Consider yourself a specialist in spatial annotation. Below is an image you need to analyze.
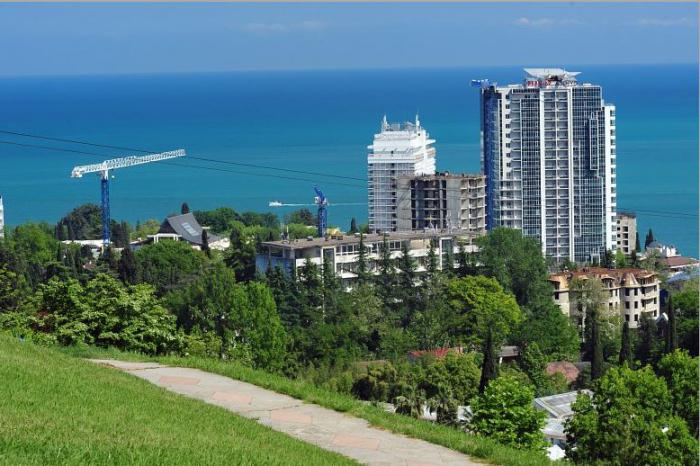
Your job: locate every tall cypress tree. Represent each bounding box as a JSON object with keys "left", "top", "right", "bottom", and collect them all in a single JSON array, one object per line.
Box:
[
  {"left": 636, "top": 313, "right": 658, "bottom": 366},
  {"left": 118, "top": 247, "right": 139, "bottom": 284},
  {"left": 590, "top": 307, "right": 603, "bottom": 380},
  {"left": 635, "top": 231, "right": 641, "bottom": 252},
  {"left": 375, "top": 235, "right": 396, "bottom": 310},
  {"left": 356, "top": 233, "right": 369, "bottom": 284},
  {"left": 665, "top": 296, "right": 677, "bottom": 354},
  {"left": 397, "top": 241, "right": 417, "bottom": 326},
  {"left": 425, "top": 240, "right": 439, "bottom": 280},
  {"left": 181, "top": 202, "right": 190, "bottom": 214},
  {"left": 349, "top": 217, "right": 358, "bottom": 234},
  {"left": 201, "top": 229, "right": 211, "bottom": 258},
  {"left": 644, "top": 229, "right": 655, "bottom": 249},
  {"left": 619, "top": 321, "right": 633, "bottom": 367},
  {"left": 479, "top": 327, "right": 498, "bottom": 394}
]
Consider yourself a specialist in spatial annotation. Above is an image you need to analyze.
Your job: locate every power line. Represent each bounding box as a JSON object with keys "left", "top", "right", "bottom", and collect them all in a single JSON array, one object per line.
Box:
[
  {"left": 0, "top": 139, "right": 366, "bottom": 189},
  {"left": 0, "top": 129, "right": 367, "bottom": 182}
]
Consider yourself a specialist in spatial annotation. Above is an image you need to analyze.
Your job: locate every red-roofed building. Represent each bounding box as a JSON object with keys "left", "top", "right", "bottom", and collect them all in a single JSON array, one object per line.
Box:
[{"left": 546, "top": 361, "right": 580, "bottom": 384}]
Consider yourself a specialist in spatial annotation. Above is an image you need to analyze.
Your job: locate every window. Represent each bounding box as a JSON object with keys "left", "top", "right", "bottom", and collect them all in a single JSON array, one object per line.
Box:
[
  {"left": 635, "top": 289, "right": 638, "bottom": 296},
  {"left": 625, "top": 302, "right": 630, "bottom": 309},
  {"left": 554, "top": 292, "right": 559, "bottom": 300},
  {"left": 625, "top": 289, "right": 630, "bottom": 297},
  {"left": 634, "top": 302, "right": 638, "bottom": 309},
  {"left": 625, "top": 315, "right": 630, "bottom": 322},
  {"left": 634, "top": 314, "right": 639, "bottom": 322}
]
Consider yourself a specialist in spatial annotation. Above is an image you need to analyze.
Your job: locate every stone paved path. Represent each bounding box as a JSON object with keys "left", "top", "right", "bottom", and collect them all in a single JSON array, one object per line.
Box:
[{"left": 90, "top": 359, "right": 482, "bottom": 466}]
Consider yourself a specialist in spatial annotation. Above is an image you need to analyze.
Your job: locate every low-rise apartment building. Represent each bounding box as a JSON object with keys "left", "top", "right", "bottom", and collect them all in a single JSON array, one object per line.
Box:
[
  {"left": 549, "top": 267, "right": 660, "bottom": 329},
  {"left": 256, "top": 229, "right": 480, "bottom": 287},
  {"left": 396, "top": 172, "right": 486, "bottom": 235}
]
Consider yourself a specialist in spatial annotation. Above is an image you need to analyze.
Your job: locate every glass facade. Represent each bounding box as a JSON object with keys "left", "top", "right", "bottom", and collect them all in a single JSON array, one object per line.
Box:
[{"left": 481, "top": 70, "right": 616, "bottom": 262}]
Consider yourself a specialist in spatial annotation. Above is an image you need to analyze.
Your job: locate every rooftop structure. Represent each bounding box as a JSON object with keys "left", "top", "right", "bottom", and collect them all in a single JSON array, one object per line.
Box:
[
  {"left": 368, "top": 115, "right": 436, "bottom": 233},
  {"left": 549, "top": 267, "right": 660, "bottom": 329},
  {"left": 534, "top": 390, "right": 591, "bottom": 419},
  {"left": 480, "top": 68, "right": 617, "bottom": 263},
  {"left": 151, "top": 213, "right": 229, "bottom": 251}
]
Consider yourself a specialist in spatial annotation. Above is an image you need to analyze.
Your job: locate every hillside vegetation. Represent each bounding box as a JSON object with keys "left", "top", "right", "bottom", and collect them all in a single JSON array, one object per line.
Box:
[{"left": 0, "top": 336, "right": 355, "bottom": 466}]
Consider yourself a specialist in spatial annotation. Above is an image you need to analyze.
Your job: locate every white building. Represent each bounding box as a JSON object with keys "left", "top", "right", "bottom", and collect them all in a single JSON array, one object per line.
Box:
[
  {"left": 255, "top": 229, "right": 479, "bottom": 288},
  {"left": 368, "top": 115, "right": 436, "bottom": 233},
  {"left": 480, "top": 68, "right": 617, "bottom": 263}
]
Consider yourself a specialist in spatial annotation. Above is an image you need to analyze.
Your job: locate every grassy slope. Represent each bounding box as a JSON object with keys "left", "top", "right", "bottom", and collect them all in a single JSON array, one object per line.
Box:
[
  {"left": 61, "top": 345, "right": 556, "bottom": 466},
  {"left": 0, "top": 337, "right": 356, "bottom": 466}
]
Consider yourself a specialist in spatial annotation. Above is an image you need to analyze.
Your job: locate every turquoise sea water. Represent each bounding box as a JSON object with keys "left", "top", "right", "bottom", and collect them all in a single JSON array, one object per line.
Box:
[{"left": 0, "top": 65, "right": 697, "bottom": 256}]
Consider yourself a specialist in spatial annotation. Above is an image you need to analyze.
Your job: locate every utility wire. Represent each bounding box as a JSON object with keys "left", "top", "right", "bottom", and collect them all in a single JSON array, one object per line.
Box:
[
  {"left": 0, "top": 140, "right": 366, "bottom": 189},
  {"left": 0, "top": 129, "right": 366, "bottom": 182}
]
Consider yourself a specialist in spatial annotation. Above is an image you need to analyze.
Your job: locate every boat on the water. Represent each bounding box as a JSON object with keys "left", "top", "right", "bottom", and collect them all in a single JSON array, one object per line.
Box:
[{"left": 268, "top": 201, "right": 283, "bottom": 207}]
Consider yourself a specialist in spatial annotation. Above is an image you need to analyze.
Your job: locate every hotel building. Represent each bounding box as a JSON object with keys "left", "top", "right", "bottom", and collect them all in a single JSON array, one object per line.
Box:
[{"left": 480, "top": 68, "right": 617, "bottom": 263}]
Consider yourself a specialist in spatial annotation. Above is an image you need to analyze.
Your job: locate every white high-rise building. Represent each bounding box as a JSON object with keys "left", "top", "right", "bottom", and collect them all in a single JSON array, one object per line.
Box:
[
  {"left": 480, "top": 68, "right": 617, "bottom": 263},
  {"left": 368, "top": 115, "right": 436, "bottom": 232}
]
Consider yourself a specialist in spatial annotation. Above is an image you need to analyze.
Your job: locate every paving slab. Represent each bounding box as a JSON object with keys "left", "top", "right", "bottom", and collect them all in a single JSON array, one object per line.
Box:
[{"left": 89, "top": 359, "right": 483, "bottom": 466}]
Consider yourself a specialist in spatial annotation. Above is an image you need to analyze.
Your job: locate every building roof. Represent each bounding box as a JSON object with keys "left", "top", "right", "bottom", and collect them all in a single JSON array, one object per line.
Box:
[
  {"left": 549, "top": 267, "right": 657, "bottom": 291},
  {"left": 546, "top": 361, "right": 580, "bottom": 384},
  {"left": 499, "top": 345, "right": 520, "bottom": 359},
  {"left": 408, "top": 347, "right": 463, "bottom": 361},
  {"left": 662, "top": 256, "right": 699, "bottom": 268},
  {"left": 398, "top": 171, "right": 485, "bottom": 181},
  {"left": 158, "top": 213, "right": 219, "bottom": 246},
  {"left": 524, "top": 68, "right": 580, "bottom": 81},
  {"left": 534, "top": 390, "right": 592, "bottom": 419},
  {"left": 261, "top": 229, "right": 478, "bottom": 250}
]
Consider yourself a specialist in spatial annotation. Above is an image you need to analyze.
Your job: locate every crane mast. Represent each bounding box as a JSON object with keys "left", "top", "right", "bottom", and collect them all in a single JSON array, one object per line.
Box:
[
  {"left": 71, "top": 149, "right": 185, "bottom": 247},
  {"left": 314, "top": 186, "right": 328, "bottom": 237}
]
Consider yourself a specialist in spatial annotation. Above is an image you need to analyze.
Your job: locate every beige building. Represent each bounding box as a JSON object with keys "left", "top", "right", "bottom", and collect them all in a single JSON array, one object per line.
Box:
[
  {"left": 396, "top": 173, "right": 486, "bottom": 235},
  {"left": 616, "top": 212, "right": 637, "bottom": 254},
  {"left": 549, "top": 267, "right": 660, "bottom": 329},
  {"left": 256, "top": 229, "right": 480, "bottom": 288}
]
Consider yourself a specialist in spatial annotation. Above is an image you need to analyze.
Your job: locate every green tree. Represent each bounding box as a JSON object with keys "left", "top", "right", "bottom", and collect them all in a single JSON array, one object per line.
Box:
[
  {"left": 455, "top": 242, "right": 477, "bottom": 277},
  {"left": 117, "top": 247, "right": 139, "bottom": 285},
  {"left": 673, "top": 281, "right": 699, "bottom": 356},
  {"left": 519, "top": 342, "right": 550, "bottom": 396},
  {"left": 54, "top": 204, "right": 102, "bottom": 240},
  {"left": 635, "top": 231, "right": 641, "bottom": 252},
  {"left": 135, "top": 240, "right": 208, "bottom": 294},
  {"left": 356, "top": 233, "right": 370, "bottom": 285},
  {"left": 657, "top": 350, "right": 699, "bottom": 436},
  {"left": 201, "top": 229, "right": 211, "bottom": 258},
  {"left": 644, "top": 228, "right": 655, "bottom": 249},
  {"left": 446, "top": 275, "right": 522, "bottom": 347},
  {"left": 396, "top": 241, "right": 417, "bottom": 326},
  {"left": 511, "top": 299, "right": 580, "bottom": 361},
  {"left": 590, "top": 306, "right": 604, "bottom": 380},
  {"left": 565, "top": 365, "right": 698, "bottom": 465},
  {"left": 478, "top": 327, "right": 498, "bottom": 393},
  {"left": 374, "top": 235, "right": 397, "bottom": 312},
  {"left": 614, "top": 249, "right": 627, "bottom": 268},
  {"left": 0, "top": 267, "right": 26, "bottom": 312},
  {"left": 181, "top": 202, "right": 190, "bottom": 214},
  {"left": 636, "top": 313, "right": 662, "bottom": 367},
  {"left": 475, "top": 228, "right": 551, "bottom": 306},
  {"left": 349, "top": 217, "right": 358, "bottom": 234},
  {"left": 285, "top": 208, "right": 315, "bottom": 226},
  {"left": 469, "top": 375, "right": 547, "bottom": 451},
  {"left": 619, "top": 321, "right": 634, "bottom": 367},
  {"left": 665, "top": 297, "right": 677, "bottom": 354},
  {"left": 225, "top": 223, "right": 256, "bottom": 282}
]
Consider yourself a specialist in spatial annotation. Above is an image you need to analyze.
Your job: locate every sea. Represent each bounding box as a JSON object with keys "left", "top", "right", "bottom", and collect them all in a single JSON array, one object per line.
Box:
[{"left": 0, "top": 64, "right": 697, "bottom": 257}]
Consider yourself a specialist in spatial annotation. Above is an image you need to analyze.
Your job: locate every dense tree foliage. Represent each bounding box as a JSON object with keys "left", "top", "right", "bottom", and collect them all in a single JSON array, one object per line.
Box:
[
  {"left": 135, "top": 241, "right": 208, "bottom": 295},
  {"left": 565, "top": 365, "right": 698, "bottom": 465},
  {"left": 469, "top": 376, "right": 547, "bottom": 451}
]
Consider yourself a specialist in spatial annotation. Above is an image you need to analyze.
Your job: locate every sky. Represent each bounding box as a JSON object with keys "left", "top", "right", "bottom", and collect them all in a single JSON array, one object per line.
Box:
[{"left": 0, "top": 3, "right": 697, "bottom": 75}]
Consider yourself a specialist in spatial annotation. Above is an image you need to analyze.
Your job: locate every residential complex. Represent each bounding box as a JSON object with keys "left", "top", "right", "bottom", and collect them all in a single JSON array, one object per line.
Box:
[
  {"left": 368, "top": 116, "right": 436, "bottom": 233},
  {"left": 256, "top": 229, "right": 479, "bottom": 287},
  {"left": 480, "top": 68, "right": 617, "bottom": 263},
  {"left": 616, "top": 212, "right": 637, "bottom": 254},
  {"left": 396, "top": 172, "right": 486, "bottom": 235},
  {"left": 549, "top": 267, "right": 660, "bottom": 329}
]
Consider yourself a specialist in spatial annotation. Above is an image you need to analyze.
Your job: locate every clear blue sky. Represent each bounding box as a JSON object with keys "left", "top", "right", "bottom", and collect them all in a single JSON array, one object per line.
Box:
[{"left": 0, "top": 3, "right": 697, "bottom": 75}]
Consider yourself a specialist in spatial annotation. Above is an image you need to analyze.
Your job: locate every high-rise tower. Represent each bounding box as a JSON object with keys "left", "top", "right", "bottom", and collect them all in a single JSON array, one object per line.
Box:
[
  {"left": 480, "top": 68, "right": 617, "bottom": 263},
  {"left": 367, "top": 115, "right": 436, "bottom": 232}
]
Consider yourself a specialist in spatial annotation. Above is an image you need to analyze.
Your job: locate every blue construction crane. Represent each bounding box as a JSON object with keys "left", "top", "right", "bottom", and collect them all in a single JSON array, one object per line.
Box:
[
  {"left": 314, "top": 186, "right": 328, "bottom": 237},
  {"left": 71, "top": 149, "right": 186, "bottom": 247}
]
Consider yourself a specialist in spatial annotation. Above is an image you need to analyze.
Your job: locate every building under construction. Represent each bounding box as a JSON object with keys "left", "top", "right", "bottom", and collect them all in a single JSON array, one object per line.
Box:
[{"left": 396, "top": 172, "right": 486, "bottom": 235}]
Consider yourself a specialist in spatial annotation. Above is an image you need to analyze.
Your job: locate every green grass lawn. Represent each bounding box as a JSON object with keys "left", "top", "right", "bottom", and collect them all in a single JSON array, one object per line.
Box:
[
  {"left": 60, "top": 344, "right": 557, "bottom": 466},
  {"left": 0, "top": 336, "right": 356, "bottom": 466}
]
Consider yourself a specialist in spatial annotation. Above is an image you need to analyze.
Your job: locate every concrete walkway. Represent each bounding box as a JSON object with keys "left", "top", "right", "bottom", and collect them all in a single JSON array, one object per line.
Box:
[{"left": 90, "top": 359, "right": 482, "bottom": 466}]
